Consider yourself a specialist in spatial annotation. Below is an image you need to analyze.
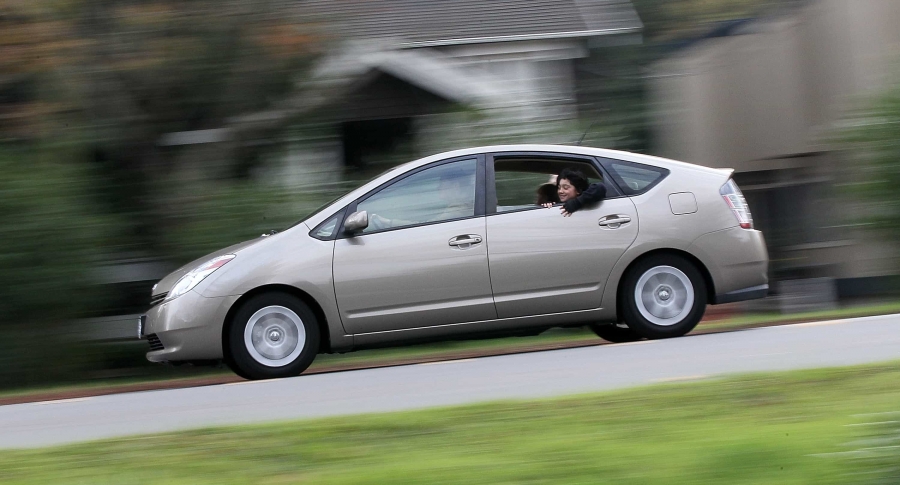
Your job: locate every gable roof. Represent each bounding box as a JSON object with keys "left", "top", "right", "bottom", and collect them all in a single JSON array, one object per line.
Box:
[
  {"left": 307, "top": 44, "right": 517, "bottom": 110},
  {"left": 297, "top": 0, "right": 643, "bottom": 47}
]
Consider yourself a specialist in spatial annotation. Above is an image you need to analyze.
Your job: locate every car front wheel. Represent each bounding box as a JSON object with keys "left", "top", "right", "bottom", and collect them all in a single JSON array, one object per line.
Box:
[
  {"left": 620, "top": 255, "right": 706, "bottom": 339},
  {"left": 227, "top": 292, "right": 320, "bottom": 380}
]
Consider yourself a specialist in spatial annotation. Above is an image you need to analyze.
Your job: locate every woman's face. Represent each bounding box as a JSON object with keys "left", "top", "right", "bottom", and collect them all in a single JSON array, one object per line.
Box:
[{"left": 557, "top": 178, "right": 579, "bottom": 202}]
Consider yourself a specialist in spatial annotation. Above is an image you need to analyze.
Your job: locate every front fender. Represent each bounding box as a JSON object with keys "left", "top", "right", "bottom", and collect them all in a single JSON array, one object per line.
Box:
[{"left": 196, "top": 226, "right": 351, "bottom": 352}]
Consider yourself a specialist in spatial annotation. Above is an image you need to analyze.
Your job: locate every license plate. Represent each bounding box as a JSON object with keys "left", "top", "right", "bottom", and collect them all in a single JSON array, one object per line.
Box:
[{"left": 138, "top": 315, "right": 147, "bottom": 339}]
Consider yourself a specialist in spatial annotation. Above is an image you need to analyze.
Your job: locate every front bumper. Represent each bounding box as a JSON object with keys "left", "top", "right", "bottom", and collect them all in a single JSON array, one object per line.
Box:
[{"left": 140, "top": 290, "right": 240, "bottom": 363}]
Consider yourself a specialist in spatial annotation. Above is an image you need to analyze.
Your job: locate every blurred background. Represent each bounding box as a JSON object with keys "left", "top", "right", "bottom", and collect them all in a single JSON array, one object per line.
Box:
[{"left": 1, "top": 0, "right": 899, "bottom": 389}]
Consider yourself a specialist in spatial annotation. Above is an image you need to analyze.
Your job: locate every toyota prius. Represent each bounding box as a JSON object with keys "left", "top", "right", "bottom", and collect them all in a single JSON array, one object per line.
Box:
[{"left": 140, "top": 145, "right": 768, "bottom": 379}]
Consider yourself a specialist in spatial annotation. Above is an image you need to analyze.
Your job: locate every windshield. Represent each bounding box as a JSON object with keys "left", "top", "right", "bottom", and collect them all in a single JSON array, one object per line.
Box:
[{"left": 285, "top": 165, "right": 408, "bottom": 230}]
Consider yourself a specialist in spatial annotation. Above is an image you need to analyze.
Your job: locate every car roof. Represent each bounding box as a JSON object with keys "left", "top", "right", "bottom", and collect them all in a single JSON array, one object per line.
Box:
[{"left": 406, "top": 145, "right": 731, "bottom": 176}]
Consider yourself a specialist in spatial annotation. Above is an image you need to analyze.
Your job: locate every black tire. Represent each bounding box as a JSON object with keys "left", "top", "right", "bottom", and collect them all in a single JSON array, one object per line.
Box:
[
  {"left": 620, "top": 254, "right": 707, "bottom": 339},
  {"left": 222, "top": 347, "right": 252, "bottom": 380},
  {"left": 589, "top": 323, "right": 643, "bottom": 343},
  {"left": 226, "top": 292, "right": 320, "bottom": 380}
]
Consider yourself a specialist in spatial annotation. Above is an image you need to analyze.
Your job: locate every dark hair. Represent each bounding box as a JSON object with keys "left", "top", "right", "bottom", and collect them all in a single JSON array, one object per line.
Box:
[
  {"left": 535, "top": 183, "right": 560, "bottom": 204},
  {"left": 557, "top": 168, "right": 589, "bottom": 194}
]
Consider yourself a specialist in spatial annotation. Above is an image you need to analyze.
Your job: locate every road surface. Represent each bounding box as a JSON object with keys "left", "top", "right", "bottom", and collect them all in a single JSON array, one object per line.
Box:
[{"left": 2, "top": 313, "right": 899, "bottom": 448}]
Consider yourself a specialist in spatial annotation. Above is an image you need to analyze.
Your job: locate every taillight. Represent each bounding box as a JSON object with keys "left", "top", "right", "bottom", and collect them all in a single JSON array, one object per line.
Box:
[{"left": 720, "top": 179, "right": 753, "bottom": 229}]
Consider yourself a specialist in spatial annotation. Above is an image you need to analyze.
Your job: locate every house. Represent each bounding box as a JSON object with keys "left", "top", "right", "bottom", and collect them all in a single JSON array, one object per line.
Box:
[
  {"left": 649, "top": 0, "right": 900, "bottom": 299},
  {"left": 281, "top": 0, "right": 644, "bottom": 171},
  {"left": 105, "top": 1, "right": 644, "bottom": 333}
]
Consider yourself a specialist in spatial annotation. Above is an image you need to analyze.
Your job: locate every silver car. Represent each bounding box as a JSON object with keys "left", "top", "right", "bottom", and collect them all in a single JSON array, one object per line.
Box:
[{"left": 141, "top": 145, "right": 768, "bottom": 379}]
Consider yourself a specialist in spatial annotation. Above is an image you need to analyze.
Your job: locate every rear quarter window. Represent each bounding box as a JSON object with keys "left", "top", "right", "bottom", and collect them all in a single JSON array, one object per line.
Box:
[{"left": 602, "top": 159, "right": 670, "bottom": 196}]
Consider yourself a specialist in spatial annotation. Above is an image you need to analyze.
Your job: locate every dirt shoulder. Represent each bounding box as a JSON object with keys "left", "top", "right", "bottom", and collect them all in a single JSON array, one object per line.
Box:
[{"left": 7, "top": 304, "right": 900, "bottom": 406}]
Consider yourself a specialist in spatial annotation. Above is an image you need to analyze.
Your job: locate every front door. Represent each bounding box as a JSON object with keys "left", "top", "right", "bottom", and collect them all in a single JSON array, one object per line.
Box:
[
  {"left": 486, "top": 154, "right": 639, "bottom": 318},
  {"left": 333, "top": 157, "right": 496, "bottom": 334}
]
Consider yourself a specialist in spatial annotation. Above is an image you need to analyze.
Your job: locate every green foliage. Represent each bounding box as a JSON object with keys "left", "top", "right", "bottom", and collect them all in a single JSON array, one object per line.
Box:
[
  {"left": 844, "top": 412, "right": 900, "bottom": 485},
  {"left": 1, "top": 0, "right": 324, "bottom": 261},
  {"left": 157, "top": 177, "right": 342, "bottom": 263},
  {"left": 2, "top": 363, "right": 899, "bottom": 483},
  {"left": 71, "top": 0, "right": 323, "bottom": 259},
  {"left": 632, "top": 0, "right": 802, "bottom": 41},
  {"left": 0, "top": 1, "right": 332, "bottom": 387},
  {"left": 575, "top": 44, "right": 652, "bottom": 152},
  {"left": 0, "top": 144, "right": 110, "bottom": 323},
  {"left": 0, "top": 143, "right": 113, "bottom": 385},
  {"left": 838, "top": 85, "right": 900, "bottom": 243}
]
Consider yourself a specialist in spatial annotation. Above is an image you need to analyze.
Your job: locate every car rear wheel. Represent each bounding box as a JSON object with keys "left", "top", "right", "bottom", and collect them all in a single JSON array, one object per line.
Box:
[
  {"left": 620, "top": 255, "right": 706, "bottom": 339},
  {"left": 589, "top": 323, "right": 642, "bottom": 343},
  {"left": 227, "top": 292, "right": 320, "bottom": 380}
]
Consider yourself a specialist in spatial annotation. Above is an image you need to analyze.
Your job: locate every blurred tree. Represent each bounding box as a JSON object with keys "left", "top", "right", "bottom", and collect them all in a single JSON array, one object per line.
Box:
[
  {"left": 0, "top": 143, "right": 113, "bottom": 386},
  {"left": 0, "top": 1, "right": 325, "bottom": 385},
  {"left": 1, "top": 0, "right": 323, "bottom": 260},
  {"left": 633, "top": 0, "right": 803, "bottom": 42},
  {"left": 70, "top": 0, "right": 323, "bottom": 259},
  {"left": 838, "top": 84, "right": 900, "bottom": 248}
]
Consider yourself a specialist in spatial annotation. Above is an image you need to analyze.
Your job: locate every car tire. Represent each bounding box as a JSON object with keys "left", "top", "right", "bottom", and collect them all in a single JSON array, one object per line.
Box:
[
  {"left": 620, "top": 254, "right": 706, "bottom": 339},
  {"left": 589, "top": 323, "right": 643, "bottom": 343},
  {"left": 226, "top": 292, "right": 320, "bottom": 380}
]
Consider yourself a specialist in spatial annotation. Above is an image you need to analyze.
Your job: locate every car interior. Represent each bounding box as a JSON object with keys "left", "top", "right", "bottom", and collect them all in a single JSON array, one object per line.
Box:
[{"left": 492, "top": 157, "right": 607, "bottom": 213}]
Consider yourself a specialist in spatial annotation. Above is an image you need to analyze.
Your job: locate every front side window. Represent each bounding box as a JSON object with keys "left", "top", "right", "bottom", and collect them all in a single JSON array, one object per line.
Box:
[{"left": 356, "top": 159, "right": 477, "bottom": 233}]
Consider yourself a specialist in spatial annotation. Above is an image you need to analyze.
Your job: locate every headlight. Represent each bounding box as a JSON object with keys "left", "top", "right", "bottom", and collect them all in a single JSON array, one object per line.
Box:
[{"left": 166, "top": 254, "right": 236, "bottom": 301}]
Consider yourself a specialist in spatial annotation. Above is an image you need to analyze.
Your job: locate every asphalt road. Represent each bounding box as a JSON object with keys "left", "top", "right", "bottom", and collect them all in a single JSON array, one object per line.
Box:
[{"left": 2, "top": 313, "right": 900, "bottom": 449}]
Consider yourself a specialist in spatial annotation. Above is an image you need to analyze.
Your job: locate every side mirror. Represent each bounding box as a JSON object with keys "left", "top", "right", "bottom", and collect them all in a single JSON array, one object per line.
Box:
[{"left": 343, "top": 210, "right": 368, "bottom": 234}]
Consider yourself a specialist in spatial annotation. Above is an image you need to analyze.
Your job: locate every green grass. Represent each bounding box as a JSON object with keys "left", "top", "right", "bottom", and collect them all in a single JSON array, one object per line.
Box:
[
  {"left": 701, "top": 301, "right": 900, "bottom": 330},
  {"left": 0, "top": 327, "right": 597, "bottom": 400},
  {"left": 2, "top": 362, "right": 899, "bottom": 484}
]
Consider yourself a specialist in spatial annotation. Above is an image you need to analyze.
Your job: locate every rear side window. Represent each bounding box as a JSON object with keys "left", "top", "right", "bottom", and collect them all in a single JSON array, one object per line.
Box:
[{"left": 602, "top": 159, "right": 669, "bottom": 196}]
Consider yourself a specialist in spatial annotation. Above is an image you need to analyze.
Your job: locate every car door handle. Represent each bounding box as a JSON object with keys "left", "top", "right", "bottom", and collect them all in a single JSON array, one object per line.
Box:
[
  {"left": 448, "top": 234, "right": 483, "bottom": 247},
  {"left": 598, "top": 215, "right": 632, "bottom": 229}
]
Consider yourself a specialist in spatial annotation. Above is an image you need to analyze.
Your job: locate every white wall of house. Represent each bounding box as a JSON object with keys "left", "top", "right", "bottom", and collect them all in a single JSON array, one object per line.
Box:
[{"left": 437, "top": 39, "right": 588, "bottom": 122}]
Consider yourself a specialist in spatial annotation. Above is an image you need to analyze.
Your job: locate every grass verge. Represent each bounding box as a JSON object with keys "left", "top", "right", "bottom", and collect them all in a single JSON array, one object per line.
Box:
[
  {"left": 3, "top": 302, "right": 900, "bottom": 403},
  {"left": 1, "top": 362, "right": 898, "bottom": 484}
]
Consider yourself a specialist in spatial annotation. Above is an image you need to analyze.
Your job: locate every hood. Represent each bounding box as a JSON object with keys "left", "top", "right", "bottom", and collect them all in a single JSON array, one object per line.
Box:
[{"left": 150, "top": 236, "right": 269, "bottom": 298}]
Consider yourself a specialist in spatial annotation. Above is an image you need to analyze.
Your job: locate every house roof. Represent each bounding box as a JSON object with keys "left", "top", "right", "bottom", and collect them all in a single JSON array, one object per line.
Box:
[
  {"left": 307, "top": 44, "right": 518, "bottom": 109},
  {"left": 297, "top": 0, "right": 643, "bottom": 47}
]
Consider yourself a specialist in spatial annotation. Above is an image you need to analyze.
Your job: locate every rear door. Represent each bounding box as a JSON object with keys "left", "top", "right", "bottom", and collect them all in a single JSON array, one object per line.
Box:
[{"left": 485, "top": 153, "right": 639, "bottom": 318}]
